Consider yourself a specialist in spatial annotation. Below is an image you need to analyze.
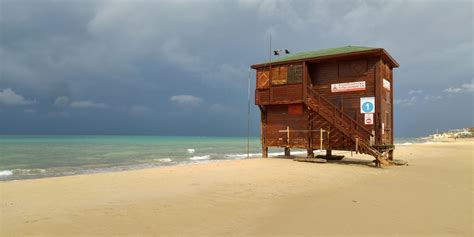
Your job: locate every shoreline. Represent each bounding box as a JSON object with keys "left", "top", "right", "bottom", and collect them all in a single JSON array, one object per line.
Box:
[
  {"left": 1, "top": 138, "right": 467, "bottom": 182},
  {"left": 1, "top": 139, "right": 472, "bottom": 236}
]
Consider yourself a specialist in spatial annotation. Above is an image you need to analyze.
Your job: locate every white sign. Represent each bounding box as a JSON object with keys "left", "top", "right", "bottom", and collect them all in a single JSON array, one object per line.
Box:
[
  {"left": 383, "top": 78, "right": 391, "bottom": 91},
  {"left": 331, "top": 81, "right": 366, "bottom": 93},
  {"left": 360, "top": 97, "right": 375, "bottom": 114},
  {"left": 382, "top": 123, "right": 385, "bottom": 134},
  {"left": 364, "top": 113, "right": 374, "bottom": 125}
]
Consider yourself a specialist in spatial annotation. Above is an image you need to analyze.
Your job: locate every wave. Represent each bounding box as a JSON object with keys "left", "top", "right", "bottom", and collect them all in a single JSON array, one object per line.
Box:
[
  {"left": 0, "top": 170, "right": 13, "bottom": 176},
  {"left": 154, "top": 158, "right": 172, "bottom": 162},
  {"left": 0, "top": 169, "right": 46, "bottom": 177},
  {"left": 395, "top": 141, "right": 442, "bottom": 146},
  {"left": 187, "top": 149, "right": 195, "bottom": 154},
  {"left": 189, "top": 155, "right": 210, "bottom": 160}
]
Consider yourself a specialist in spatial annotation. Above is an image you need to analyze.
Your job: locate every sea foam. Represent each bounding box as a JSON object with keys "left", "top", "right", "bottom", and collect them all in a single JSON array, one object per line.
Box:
[
  {"left": 0, "top": 170, "right": 13, "bottom": 176},
  {"left": 154, "top": 158, "right": 172, "bottom": 162},
  {"left": 189, "top": 155, "right": 210, "bottom": 160},
  {"left": 187, "top": 149, "right": 195, "bottom": 154}
]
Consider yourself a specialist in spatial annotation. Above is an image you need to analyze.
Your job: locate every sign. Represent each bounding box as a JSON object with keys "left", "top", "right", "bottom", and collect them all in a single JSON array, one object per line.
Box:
[
  {"left": 360, "top": 97, "right": 375, "bottom": 113},
  {"left": 331, "top": 81, "right": 366, "bottom": 93},
  {"left": 364, "top": 114, "right": 374, "bottom": 125},
  {"left": 383, "top": 78, "right": 391, "bottom": 91},
  {"left": 382, "top": 123, "right": 385, "bottom": 134}
]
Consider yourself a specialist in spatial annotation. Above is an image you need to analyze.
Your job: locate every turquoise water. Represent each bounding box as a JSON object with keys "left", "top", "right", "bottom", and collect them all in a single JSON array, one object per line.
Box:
[
  {"left": 0, "top": 135, "right": 425, "bottom": 181},
  {"left": 0, "top": 136, "right": 265, "bottom": 181}
]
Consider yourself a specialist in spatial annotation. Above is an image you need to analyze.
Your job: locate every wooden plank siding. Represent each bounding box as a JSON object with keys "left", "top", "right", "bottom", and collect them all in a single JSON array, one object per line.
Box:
[
  {"left": 253, "top": 49, "right": 396, "bottom": 154},
  {"left": 308, "top": 57, "right": 378, "bottom": 134}
]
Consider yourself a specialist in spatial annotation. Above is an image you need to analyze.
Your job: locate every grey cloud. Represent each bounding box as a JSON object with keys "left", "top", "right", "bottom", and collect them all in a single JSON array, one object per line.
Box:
[
  {"left": 129, "top": 105, "right": 152, "bottom": 113},
  {"left": 0, "top": 0, "right": 472, "bottom": 137},
  {"left": 0, "top": 88, "right": 37, "bottom": 105},
  {"left": 23, "top": 108, "right": 36, "bottom": 114}
]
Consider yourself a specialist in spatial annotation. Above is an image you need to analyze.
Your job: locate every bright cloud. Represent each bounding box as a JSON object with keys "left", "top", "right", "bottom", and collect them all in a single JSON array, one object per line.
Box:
[
  {"left": 394, "top": 96, "right": 418, "bottom": 108},
  {"left": 169, "top": 95, "right": 203, "bottom": 105},
  {"left": 444, "top": 80, "right": 474, "bottom": 93},
  {"left": 70, "top": 100, "right": 107, "bottom": 109},
  {"left": 53, "top": 96, "right": 70, "bottom": 107},
  {"left": 0, "top": 88, "right": 37, "bottom": 105}
]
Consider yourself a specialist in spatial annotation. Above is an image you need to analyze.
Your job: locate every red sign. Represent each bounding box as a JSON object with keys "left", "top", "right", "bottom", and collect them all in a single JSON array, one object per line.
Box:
[
  {"left": 364, "top": 113, "right": 374, "bottom": 125},
  {"left": 331, "top": 81, "right": 366, "bottom": 93}
]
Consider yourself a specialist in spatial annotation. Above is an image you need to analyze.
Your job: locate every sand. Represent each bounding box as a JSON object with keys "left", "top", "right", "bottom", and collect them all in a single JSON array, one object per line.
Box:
[{"left": 1, "top": 140, "right": 472, "bottom": 236}]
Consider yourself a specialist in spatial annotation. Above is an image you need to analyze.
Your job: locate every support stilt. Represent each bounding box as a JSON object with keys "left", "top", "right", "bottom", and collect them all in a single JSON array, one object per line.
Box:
[
  {"left": 388, "top": 149, "right": 394, "bottom": 161},
  {"left": 262, "top": 146, "right": 268, "bottom": 158},
  {"left": 307, "top": 149, "right": 314, "bottom": 158},
  {"left": 326, "top": 149, "right": 332, "bottom": 157},
  {"left": 284, "top": 147, "right": 291, "bottom": 157}
]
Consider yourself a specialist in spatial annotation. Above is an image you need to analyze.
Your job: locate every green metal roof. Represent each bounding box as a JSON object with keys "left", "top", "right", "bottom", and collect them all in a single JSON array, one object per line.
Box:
[
  {"left": 269, "top": 46, "right": 375, "bottom": 63},
  {"left": 251, "top": 45, "right": 399, "bottom": 68}
]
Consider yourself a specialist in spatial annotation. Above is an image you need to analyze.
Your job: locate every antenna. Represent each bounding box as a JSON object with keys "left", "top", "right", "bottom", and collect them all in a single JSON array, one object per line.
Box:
[{"left": 247, "top": 69, "right": 251, "bottom": 158}]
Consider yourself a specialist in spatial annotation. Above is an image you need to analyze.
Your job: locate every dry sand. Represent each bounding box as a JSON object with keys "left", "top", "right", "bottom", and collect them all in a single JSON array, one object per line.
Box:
[{"left": 1, "top": 140, "right": 472, "bottom": 236}]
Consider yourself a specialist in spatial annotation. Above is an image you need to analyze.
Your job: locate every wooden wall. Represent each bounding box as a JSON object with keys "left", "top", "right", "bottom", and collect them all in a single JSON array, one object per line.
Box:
[
  {"left": 308, "top": 58, "right": 378, "bottom": 134},
  {"left": 380, "top": 60, "right": 393, "bottom": 144},
  {"left": 264, "top": 104, "right": 307, "bottom": 148},
  {"left": 255, "top": 56, "right": 394, "bottom": 150},
  {"left": 255, "top": 63, "right": 304, "bottom": 105}
]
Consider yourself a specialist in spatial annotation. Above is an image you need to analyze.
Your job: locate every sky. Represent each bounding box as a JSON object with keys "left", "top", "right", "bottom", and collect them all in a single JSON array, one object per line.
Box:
[{"left": 0, "top": 0, "right": 472, "bottom": 137}]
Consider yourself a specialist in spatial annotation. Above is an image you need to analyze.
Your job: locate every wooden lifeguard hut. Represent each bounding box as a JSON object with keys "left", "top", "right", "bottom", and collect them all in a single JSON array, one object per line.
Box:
[{"left": 251, "top": 46, "right": 399, "bottom": 166}]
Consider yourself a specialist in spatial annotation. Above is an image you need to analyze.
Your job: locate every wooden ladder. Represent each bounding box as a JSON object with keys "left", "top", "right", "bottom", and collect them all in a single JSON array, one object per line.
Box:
[{"left": 305, "top": 86, "right": 390, "bottom": 166}]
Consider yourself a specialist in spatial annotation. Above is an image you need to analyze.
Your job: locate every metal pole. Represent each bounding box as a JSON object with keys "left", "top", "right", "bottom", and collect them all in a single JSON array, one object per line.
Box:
[{"left": 247, "top": 69, "right": 251, "bottom": 158}]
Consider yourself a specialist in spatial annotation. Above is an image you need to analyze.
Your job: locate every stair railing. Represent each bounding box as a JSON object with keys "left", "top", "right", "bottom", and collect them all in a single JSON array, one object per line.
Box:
[{"left": 305, "top": 85, "right": 374, "bottom": 142}]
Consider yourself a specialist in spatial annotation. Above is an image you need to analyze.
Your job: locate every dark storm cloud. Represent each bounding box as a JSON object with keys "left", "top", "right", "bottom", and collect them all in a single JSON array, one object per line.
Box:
[{"left": 0, "top": 0, "right": 472, "bottom": 137}]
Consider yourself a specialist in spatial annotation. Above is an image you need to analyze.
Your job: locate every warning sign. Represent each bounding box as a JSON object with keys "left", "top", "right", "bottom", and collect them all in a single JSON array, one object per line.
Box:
[
  {"left": 360, "top": 97, "right": 375, "bottom": 114},
  {"left": 331, "top": 81, "right": 366, "bottom": 93},
  {"left": 364, "top": 113, "right": 374, "bottom": 125}
]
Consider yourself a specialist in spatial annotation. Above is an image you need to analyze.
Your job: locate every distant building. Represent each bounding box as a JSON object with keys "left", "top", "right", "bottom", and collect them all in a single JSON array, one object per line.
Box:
[{"left": 430, "top": 128, "right": 473, "bottom": 139}]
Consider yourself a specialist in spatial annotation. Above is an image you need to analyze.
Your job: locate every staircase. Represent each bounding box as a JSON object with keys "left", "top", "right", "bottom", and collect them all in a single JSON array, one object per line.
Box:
[{"left": 305, "top": 86, "right": 390, "bottom": 167}]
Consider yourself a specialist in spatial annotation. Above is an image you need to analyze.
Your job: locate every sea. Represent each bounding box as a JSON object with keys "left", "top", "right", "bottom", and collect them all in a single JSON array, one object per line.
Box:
[{"left": 0, "top": 135, "right": 432, "bottom": 181}]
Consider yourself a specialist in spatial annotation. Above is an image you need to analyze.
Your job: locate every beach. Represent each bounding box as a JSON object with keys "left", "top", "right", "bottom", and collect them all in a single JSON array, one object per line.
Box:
[{"left": 1, "top": 139, "right": 472, "bottom": 236}]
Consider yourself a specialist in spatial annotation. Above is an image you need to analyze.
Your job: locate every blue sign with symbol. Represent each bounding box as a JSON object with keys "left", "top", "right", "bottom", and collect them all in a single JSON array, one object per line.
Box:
[
  {"left": 362, "top": 102, "right": 374, "bottom": 113},
  {"left": 360, "top": 97, "right": 375, "bottom": 113}
]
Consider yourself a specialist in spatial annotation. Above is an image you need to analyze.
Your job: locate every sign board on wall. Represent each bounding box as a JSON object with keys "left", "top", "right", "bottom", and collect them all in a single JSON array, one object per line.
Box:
[
  {"left": 383, "top": 78, "right": 391, "bottom": 91},
  {"left": 331, "top": 81, "right": 366, "bottom": 93},
  {"left": 364, "top": 114, "right": 374, "bottom": 125},
  {"left": 360, "top": 97, "right": 375, "bottom": 114}
]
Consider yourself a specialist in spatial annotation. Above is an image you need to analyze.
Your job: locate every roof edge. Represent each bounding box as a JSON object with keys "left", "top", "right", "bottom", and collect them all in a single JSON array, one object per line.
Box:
[{"left": 251, "top": 48, "right": 399, "bottom": 69}]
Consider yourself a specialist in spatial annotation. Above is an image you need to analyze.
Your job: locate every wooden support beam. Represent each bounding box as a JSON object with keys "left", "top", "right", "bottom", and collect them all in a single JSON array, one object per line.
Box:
[{"left": 388, "top": 149, "right": 394, "bottom": 161}]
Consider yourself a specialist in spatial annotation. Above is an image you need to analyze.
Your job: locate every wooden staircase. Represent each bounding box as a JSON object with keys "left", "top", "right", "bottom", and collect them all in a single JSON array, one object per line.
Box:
[{"left": 305, "top": 86, "right": 390, "bottom": 167}]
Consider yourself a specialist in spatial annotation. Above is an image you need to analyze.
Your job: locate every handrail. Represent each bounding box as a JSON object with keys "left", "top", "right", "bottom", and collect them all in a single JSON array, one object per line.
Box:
[{"left": 305, "top": 85, "right": 373, "bottom": 139}]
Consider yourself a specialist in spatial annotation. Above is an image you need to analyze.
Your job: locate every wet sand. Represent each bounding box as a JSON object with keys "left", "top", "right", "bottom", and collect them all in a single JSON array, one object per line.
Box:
[{"left": 1, "top": 140, "right": 472, "bottom": 236}]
